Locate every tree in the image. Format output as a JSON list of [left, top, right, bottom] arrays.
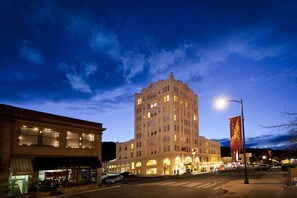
[[261, 109, 297, 151]]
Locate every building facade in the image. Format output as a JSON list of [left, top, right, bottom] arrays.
[[0, 104, 105, 196], [106, 73, 221, 175]]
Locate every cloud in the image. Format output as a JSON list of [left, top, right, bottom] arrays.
[[66, 73, 92, 94], [264, 67, 297, 83], [148, 45, 187, 76], [59, 61, 98, 94], [19, 40, 44, 64], [91, 84, 140, 104], [214, 132, 295, 150], [82, 61, 98, 77], [90, 26, 121, 59], [121, 50, 146, 82]]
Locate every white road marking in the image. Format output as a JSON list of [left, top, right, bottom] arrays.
[[203, 183, 217, 188], [196, 183, 211, 188], [214, 185, 224, 190], [183, 182, 202, 187], [168, 182, 191, 186], [159, 181, 176, 186]]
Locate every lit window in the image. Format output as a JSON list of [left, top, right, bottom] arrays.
[[163, 96, 166, 103], [131, 143, 134, 149], [19, 126, 38, 146], [166, 95, 170, 101], [174, 114, 177, 121], [147, 159, 157, 166], [148, 112, 151, 118], [136, 162, 142, 167], [42, 128, 59, 147], [82, 133, 94, 149], [174, 135, 177, 141], [154, 102, 157, 107], [174, 95, 179, 102], [66, 132, 79, 148], [193, 115, 197, 120], [137, 98, 142, 105]]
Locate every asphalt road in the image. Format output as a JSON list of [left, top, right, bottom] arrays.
[[59, 168, 268, 198]]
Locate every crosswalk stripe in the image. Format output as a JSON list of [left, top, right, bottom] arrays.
[[196, 183, 211, 188], [159, 181, 176, 186], [203, 183, 217, 188], [183, 182, 202, 187], [214, 185, 224, 190], [168, 182, 191, 186]]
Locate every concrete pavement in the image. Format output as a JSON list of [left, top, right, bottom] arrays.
[[220, 170, 297, 198]]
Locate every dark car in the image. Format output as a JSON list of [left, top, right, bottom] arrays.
[[119, 171, 134, 177]]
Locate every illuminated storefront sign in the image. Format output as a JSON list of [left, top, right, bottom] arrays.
[[45, 171, 68, 178]]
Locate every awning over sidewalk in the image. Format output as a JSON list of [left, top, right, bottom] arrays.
[[34, 157, 102, 170], [10, 157, 34, 175]]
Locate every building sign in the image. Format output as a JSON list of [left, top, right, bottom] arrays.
[[45, 171, 68, 178]]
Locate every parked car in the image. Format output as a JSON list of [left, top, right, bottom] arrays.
[[101, 172, 108, 183], [255, 164, 270, 171], [119, 171, 134, 177], [105, 174, 123, 184]]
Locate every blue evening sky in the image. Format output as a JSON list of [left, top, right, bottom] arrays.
[[1, 0, 296, 149]]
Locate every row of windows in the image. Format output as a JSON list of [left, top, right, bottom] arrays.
[[136, 125, 196, 138], [119, 146, 219, 158], [118, 143, 134, 152], [136, 98, 197, 117], [137, 111, 197, 124], [19, 126, 95, 149]]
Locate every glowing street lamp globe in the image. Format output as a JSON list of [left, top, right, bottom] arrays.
[[215, 98, 228, 109]]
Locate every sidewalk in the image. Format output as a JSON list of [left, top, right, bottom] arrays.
[[220, 171, 296, 198]]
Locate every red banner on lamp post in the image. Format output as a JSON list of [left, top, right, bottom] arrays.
[[229, 116, 243, 151]]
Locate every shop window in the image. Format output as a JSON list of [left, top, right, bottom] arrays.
[[146, 168, 157, 175], [41, 129, 59, 147], [136, 162, 142, 167], [82, 133, 94, 149], [19, 126, 38, 146], [147, 159, 157, 166], [163, 158, 170, 166], [66, 131, 79, 148]]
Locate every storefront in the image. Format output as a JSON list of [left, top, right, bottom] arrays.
[[8, 157, 34, 195], [34, 157, 102, 185]]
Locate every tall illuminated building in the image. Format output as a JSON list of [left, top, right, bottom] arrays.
[[107, 73, 221, 175]]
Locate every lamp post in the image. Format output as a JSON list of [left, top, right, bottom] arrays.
[[216, 98, 249, 184]]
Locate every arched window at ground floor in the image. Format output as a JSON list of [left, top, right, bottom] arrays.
[[163, 158, 171, 175], [146, 159, 157, 175], [146, 167, 157, 175], [135, 162, 142, 175]]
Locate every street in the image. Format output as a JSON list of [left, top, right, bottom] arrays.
[[58, 168, 277, 198]]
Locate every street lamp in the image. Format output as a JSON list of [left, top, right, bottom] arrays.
[[216, 98, 249, 184]]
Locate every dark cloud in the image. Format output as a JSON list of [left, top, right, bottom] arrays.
[[213, 132, 295, 150]]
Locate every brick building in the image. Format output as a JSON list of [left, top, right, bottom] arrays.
[[0, 104, 105, 196]]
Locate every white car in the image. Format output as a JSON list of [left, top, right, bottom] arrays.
[[101, 172, 108, 181], [105, 174, 123, 184]]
